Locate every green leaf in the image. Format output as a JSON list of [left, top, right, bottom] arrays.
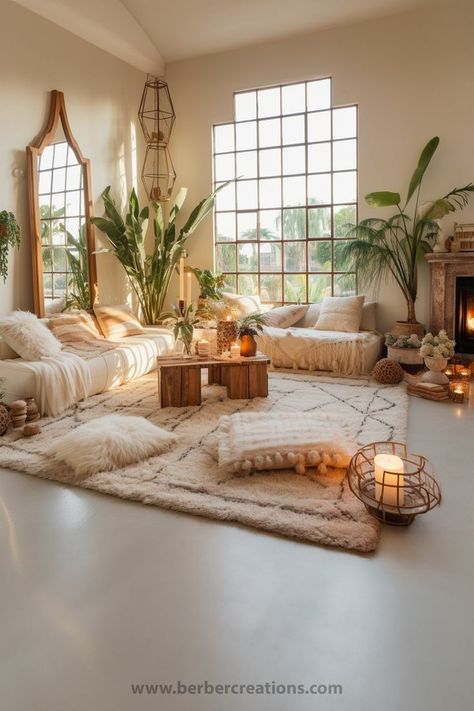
[[365, 192, 401, 207], [406, 136, 439, 204], [169, 187, 187, 225]]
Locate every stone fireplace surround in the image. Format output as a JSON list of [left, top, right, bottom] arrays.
[[425, 252, 474, 342]]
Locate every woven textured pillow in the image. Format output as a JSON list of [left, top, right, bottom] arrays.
[[314, 295, 365, 333], [94, 304, 144, 339], [216, 412, 356, 477], [265, 304, 308, 328], [48, 311, 104, 344], [360, 302, 377, 331], [222, 293, 271, 318], [0, 311, 62, 360]]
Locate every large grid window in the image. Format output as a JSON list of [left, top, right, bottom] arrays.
[[212, 78, 357, 304]]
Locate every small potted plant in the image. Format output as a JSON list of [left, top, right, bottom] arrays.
[[385, 333, 423, 368], [420, 330, 456, 384], [162, 303, 200, 356], [237, 312, 268, 357], [189, 268, 226, 304], [0, 210, 21, 282]]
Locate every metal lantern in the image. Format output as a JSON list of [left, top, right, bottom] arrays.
[[138, 77, 175, 146], [141, 144, 176, 202]]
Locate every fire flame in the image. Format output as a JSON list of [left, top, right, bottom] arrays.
[[468, 313, 474, 331]]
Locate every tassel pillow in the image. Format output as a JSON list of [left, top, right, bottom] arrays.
[[314, 295, 365, 333]]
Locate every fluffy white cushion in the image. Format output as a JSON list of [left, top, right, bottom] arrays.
[[314, 296, 365, 333], [0, 311, 62, 360], [216, 412, 356, 477], [0, 335, 19, 359], [222, 293, 272, 318], [47, 414, 177, 479], [265, 304, 308, 328], [94, 304, 145, 339]]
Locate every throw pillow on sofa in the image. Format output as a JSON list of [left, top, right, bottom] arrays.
[[265, 304, 308, 328], [48, 311, 105, 345], [94, 304, 145, 339], [0, 310, 62, 360], [222, 293, 271, 318], [314, 295, 365, 333]]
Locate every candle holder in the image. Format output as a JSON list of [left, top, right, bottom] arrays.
[[217, 319, 238, 355], [347, 442, 441, 526], [449, 379, 468, 401], [444, 365, 454, 379]]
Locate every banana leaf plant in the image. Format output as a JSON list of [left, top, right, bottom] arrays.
[[63, 223, 90, 310], [91, 184, 226, 325], [343, 137, 474, 324]]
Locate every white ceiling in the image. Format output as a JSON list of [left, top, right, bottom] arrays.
[[13, 0, 433, 72]]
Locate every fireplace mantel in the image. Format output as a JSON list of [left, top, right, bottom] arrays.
[[425, 252, 474, 337]]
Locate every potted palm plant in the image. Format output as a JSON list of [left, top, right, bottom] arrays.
[[189, 268, 226, 307], [0, 210, 21, 282], [237, 312, 268, 357], [162, 303, 200, 356], [343, 137, 474, 336]]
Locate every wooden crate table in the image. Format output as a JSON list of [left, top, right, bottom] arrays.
[[157, 354, 270, 407]]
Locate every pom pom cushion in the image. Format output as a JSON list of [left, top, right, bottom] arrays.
[[0, 310, 62, 360], [216, 412, 356, 477], [94, 304, 144, 339], [314, 295, 365, 333], [47, 414, 177, 479]]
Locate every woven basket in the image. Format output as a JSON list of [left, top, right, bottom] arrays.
[[387, 346, 424, 365]]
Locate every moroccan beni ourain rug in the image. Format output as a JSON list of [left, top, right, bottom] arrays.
[[0, 372, 408, 553]]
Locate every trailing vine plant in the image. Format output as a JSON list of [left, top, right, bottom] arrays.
[[0, 211, 21, 282]]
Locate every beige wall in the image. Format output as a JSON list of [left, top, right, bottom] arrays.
[[166, 0, 474, 332], [0, 0, 146, 317]]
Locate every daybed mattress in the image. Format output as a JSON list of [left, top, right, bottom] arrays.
[[0, 327, 174, 405]]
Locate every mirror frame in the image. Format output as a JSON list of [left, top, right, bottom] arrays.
[[26, 90, 97, 317]]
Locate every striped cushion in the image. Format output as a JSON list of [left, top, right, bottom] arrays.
[[93, 304, 144, 339], [48, 311, 104, 344]]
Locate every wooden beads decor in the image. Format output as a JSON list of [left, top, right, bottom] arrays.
[[25, 397, 40, 422], [0, 403, 10, 435], [372, 358, 404, 384], [23, 422, 41, 437], [217, 319, 238, 355], [10, 399, 27, 429]]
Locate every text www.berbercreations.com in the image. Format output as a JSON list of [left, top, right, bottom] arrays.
[[131, 680, 343, 696]]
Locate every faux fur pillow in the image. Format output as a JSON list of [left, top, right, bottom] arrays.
[[47, 414, 177, 479], [216, 412, 356, 477], [94, 304, 145, 339], [265, 304, 308, 329], [0, 311, 62, 360], [314, 295, 365, 333]]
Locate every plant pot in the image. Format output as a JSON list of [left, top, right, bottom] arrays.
[[240, 334, 257, 357], [422, 356, 449, 385], [0, 403, 10, 435], [391, 321, 425, 339], [387, 346, 424, 365]]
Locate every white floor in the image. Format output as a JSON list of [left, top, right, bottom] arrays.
[[0, 390, 473, 711]]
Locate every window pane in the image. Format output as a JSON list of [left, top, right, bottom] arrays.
[[307, 142, 331, 173], [52, 168, 66, 193], [309, 241, 332, 272], [309, 274, 331, 303], [259, 118, 280, 147], [236, 151, 257, 179], [283, 176, 305, 207], [334, 240, 352, 271], [235, 91, 256, 121], [258, 87, 280, 118], [67, 146, 79, 166], [334, 272, 356, 297], [308, 174, 331, 204], [308, 207, 331, 238], [260, 242, 282, 272], [284, 274, 306, 303], [333, 171, 357, 203], [237, 180, 258, 209], [41, 145, 54, 170], [215, 153, 235, 181], [216, 243, 236, 272], [260, 209, 281, 240], [236, 121, 257, 150], [282, 145, 305, 175], [66, 191, 81, 215], [333, 106, 357, 139], [215, 182, 235, 211], [238, 274, 258, 295], [307, 111, 331, 141], [334, 205, 356, 237], [282, 115, 304, 145], [224, 274, 237, 292], [260, 274, 282, 303], [39, 170, 52, 195], [283, 208, 305, 240], [54, 142, 68, 167], [66, 165, 82, 191], [333, 139, 357, 171], [259, 178, 281, 209], [282, 83, 305, 114], [214, 123, 234, 153], [307, 79, 331, 111], [238, 243, 258, 272], [237, 212, 257, 240], [259, 148, 281, 177], [216, 213, 236, 242], [284, 242, 306, 272]]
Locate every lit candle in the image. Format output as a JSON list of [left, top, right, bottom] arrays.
[[197, 339, 210, 357], [226, 315, 232, 321], [187, 271, 192, 305], [374, 454, 404, 507], [460, 368, 470, 380], [230, 343, 240, 358], [444, 366, 454, 378], [179, 256, 185, 302]]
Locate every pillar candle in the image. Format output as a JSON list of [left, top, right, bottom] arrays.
[[374, 454, 404, 507], [230, 343, 240, 358], [179, 257, 185, 301], [187, 271, 192, 306]]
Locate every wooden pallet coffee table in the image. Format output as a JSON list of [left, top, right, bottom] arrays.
[[157, 354, 270, 407]]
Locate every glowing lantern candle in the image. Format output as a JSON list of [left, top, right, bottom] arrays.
[[230, 343, 240, 358], [374, 454, 404, 507]]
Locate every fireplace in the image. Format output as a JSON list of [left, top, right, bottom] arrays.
[[455, 276, 474, 353]]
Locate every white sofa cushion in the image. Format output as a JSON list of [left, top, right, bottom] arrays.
[[360, 301, 377, 331], [294, 303, 321, 328], [265, 304, 308, 328], [94, 304, 145, 339], [222, 292, 272, 317], [0, 311, 62, 361], [314, 296, 365, 333], [0, 335, 19, 359]]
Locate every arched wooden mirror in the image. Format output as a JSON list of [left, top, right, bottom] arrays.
[[27, 90, 97, 317]]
